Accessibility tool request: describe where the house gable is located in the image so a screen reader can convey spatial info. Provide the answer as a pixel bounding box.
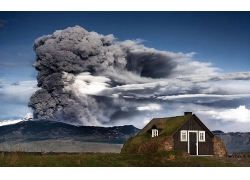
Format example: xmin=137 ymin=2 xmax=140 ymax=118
xmin=173 ymin=114 xmax=214 ymax=155
xmin=173 ymin=114 xmax=214 ymax=138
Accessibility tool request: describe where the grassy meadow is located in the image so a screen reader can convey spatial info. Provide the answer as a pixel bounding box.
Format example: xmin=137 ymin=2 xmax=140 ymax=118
xmin=0 ymin=150 xmax=239 ymax=167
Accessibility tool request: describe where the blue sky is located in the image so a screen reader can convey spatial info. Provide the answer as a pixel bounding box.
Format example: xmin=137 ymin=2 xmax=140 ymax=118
xmin=1 ymin=11 xmax=250 ymax=132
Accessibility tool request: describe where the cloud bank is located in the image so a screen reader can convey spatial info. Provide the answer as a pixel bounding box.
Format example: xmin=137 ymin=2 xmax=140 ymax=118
xmin=28 ymin=26 xmax=250 ymax=131
xmin=0 ymin=80 xmax=38 ymax=120
xmin=209 ymin=105 xmax=250 ymax=123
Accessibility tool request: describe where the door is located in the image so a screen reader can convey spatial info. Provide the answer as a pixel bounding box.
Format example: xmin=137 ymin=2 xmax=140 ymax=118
xmin=189 ymin=132 xmax=197 ymax=155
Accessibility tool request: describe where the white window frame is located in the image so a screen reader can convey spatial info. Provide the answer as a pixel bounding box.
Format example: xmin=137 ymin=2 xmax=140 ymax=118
xmin=199 ymin=131 xmax=205 ymax=142
xmin=152 ymin=129 xmax=158 ymax=137
xmin=180 ymin=130 xmax=187 ymax=141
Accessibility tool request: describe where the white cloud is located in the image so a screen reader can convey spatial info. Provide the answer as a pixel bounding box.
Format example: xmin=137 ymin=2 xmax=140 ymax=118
xmin=100 ymin=70 xmax=250 ymax=101
xmin=195 ymin=105 xmax=250 ymax=129
xmin=112 ymin=93 xmax=120 ymax=98
xmin=172 ymin=59 xmax=221 ymax=77
xmin=0 ymin=80 xmax=39 ymax=103
xmin=0 ymin=119 xmax=23 ymax=126
xmin=174 ymin=72 xmax=250 ymax=84
xmin=137 ymin=104 xmax=162 ymax=111
xmin=0 ymin=112 xmax=33 ymax=126
xmin=0 ymin=79 xmax=3 ymax=86
xmin=209 ymin=105 xmax=250 ymax=123
xmin=121 ymin=107 xmax=128 ymax=111
xmin=115 ymin=81 xmax=162 ymax=91
xmin=123 ymin=95 xmax=134 ymax=99
xmin=0 ymin=80 xmax=38 ymax=120
xmin=73 ymin=72 xmax=111 ymax=95
xmin=143 ymin=116 xmax=152 ymax=125
xmin=206 ymin=80 xmax=250 ymax=94
xmin=158 ymin=94 xmax=250 ymax=100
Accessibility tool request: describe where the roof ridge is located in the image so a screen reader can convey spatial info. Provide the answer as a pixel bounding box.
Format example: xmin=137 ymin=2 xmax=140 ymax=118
xmin=153 ymin=116 xmax=172 ymax=119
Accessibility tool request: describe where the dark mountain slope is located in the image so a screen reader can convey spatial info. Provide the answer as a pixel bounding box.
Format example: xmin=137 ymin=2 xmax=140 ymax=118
xmin=0 ymin=120 xmax=140 ymax=144
xmin=0 ymin=120 xmax=140 ymax=153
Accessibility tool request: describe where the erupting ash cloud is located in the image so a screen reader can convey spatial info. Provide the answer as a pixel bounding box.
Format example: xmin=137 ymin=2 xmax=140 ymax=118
xmin=28 ymin=26 xmax=192 ymax=125
xmin=28 ymin=26 xmax=250 ymax=127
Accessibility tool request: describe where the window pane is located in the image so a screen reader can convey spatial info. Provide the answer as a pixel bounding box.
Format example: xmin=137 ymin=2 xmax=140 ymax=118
xmin=182 ymin=133 xmax=186 ymax=140
xmin=181 ymin=131 xmax=187 ymax=141
xmin=199 ymin=131 xmax=205 ymax=141
xmin=152 ymin=129 xmax=158 ymax=137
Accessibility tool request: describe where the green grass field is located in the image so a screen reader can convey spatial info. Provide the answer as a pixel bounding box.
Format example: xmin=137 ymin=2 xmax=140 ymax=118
xmin=0 ymin=150 xmax=239 ymax=167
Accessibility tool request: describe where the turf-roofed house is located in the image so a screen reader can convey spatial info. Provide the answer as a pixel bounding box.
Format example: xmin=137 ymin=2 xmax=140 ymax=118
xmin=121 ymin=112 xmax=227 ymax=157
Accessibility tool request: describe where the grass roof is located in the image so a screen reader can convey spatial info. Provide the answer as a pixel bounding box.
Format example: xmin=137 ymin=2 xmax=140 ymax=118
xmin=138 ymin=114 xmax=193 ymax=137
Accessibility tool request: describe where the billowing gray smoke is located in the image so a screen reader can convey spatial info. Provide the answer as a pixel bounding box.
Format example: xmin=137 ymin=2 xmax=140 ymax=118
xmin=28 ymin=26 xmax=189 ymax=126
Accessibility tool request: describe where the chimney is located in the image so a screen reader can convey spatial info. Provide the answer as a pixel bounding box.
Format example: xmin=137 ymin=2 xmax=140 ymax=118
xmin=184 ymin=112 xmax=192 ymax=116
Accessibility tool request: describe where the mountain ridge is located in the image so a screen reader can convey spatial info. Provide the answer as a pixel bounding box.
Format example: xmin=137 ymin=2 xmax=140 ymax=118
xmin=0 ymin=119 xmax=140 ymax=143
xmin=0 ymin=119 xmax=140 ymax=152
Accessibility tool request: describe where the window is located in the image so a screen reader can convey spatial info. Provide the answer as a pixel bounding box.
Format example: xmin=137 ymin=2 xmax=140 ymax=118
xmin=199 ymin=131 xmax=205 ymax=142
xmin=180 ymin=130 xmax=187 ymax=141
xmin=152 ymin=129 xmax=158 ymax=137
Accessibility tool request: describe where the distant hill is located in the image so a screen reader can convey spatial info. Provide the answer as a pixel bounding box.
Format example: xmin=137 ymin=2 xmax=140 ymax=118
xmin=0 ymin=120 xmax=140 ymax=153
xmin=212 ymin=131 xmax=250 ymax=154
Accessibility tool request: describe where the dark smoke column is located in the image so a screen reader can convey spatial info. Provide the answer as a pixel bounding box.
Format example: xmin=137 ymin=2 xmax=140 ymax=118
xmin=28 ymin=25 xmax=181 ymax=126
xmin=28 ymin=26 xmax=121 ymax=125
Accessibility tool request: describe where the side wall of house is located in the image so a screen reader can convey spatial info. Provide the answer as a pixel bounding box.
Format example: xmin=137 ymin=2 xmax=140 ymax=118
xmin=213 ymin=136 xmax=228 ymax=157
xmin=173 ymin=116 xmax=214 ymax=155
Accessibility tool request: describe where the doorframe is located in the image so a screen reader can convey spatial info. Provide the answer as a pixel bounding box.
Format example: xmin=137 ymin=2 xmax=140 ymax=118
xmin=187 ymin=130 xmax=198 ymax=155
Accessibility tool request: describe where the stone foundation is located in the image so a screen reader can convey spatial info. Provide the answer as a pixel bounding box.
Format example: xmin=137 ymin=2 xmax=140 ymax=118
xmin=213 ymin=136 xmax=228 ymax=157
xmin=163 ymin=137 xmax=174 ymax=150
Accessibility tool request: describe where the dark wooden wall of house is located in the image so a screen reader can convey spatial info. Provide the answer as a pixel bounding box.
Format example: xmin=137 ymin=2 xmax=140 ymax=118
xmin=173 ymin=128 xmax=188 ymax=152
xmin=173 ymin=116 xmax=214 ymax=155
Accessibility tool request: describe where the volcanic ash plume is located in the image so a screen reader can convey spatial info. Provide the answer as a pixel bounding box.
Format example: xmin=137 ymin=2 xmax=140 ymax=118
xmin=28 ymin=26 xmax=190 ymax=126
